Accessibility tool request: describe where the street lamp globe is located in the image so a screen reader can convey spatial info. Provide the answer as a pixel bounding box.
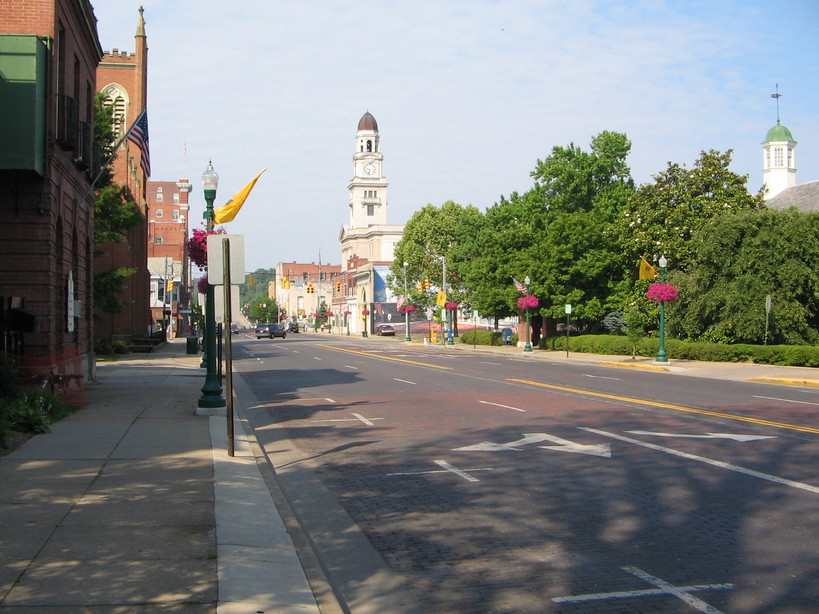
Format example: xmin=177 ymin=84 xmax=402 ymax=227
xmin=659 ymin=255 xmax=668 ymax=269
xmin=202 ymin=160 xmax=219 ymax=191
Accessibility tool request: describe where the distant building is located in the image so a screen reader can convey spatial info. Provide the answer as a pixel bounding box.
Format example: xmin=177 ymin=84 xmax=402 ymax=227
xmin=147 ymin=179 xmax=193 ymax=337
xmin=274 ymin=261 xmax=342 ymax=327
xmin=0 ymin=0 xmax=102 ymax=389
xmin=763 ymin=113 xmax=819 ymax=211
xmin=337 ymin=112 xmax=404 ymax=334
xmin=95 ymin=7 xmax=151 ymax=343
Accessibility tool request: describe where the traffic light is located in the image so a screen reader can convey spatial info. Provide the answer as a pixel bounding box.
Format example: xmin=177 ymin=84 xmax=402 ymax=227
xmin=247 ymin=273 xmax=255 ymax=286
xmin=166 ymin=279 xmax=173 ymax=293
xmin=335 ymin=281 xmax=341 ymax=292
xmin=307 ymin=283 xmax=314 ymax=294
xmin=424 ymin=278 xmax=431 ymax=290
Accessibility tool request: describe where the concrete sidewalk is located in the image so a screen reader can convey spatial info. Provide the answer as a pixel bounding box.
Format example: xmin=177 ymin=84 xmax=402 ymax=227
xmin=1 ymin=336 xmax=816 ymax=613
xmin=0 ymin=338 xmax=320 ymax=613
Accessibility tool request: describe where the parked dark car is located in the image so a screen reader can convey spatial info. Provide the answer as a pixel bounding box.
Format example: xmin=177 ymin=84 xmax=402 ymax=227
xmin=375 ymin=324 xmax=395 ymax=336
xmin=287 ymin=322 xmax=300 ymax=333
xmin=255 ymin=323 xmax=286 ymax=339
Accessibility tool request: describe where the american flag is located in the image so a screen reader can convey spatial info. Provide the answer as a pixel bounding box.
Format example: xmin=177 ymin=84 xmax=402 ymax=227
xmin=511 ymin=276 xmax=528 ymax=294
xmin=396 ymin=296 xmax=406 ymax=312
xmin=126 ymin=110 xmax=151 ymax=178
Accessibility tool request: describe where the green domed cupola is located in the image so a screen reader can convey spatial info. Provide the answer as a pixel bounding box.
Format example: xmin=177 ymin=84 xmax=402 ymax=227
xmin=765 ymin=122 xmax=796 ymax=143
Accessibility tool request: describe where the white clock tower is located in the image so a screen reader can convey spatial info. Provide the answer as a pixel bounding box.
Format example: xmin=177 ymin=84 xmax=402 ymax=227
xmin=348 ymin=111 xmax=389 ymax=228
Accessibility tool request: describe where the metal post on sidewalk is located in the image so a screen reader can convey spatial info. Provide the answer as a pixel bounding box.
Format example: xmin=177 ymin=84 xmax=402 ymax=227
xmin=223 ymin=239 xmax=234 ymax=457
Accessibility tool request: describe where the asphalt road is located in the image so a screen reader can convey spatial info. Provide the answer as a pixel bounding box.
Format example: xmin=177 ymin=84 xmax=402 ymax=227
xmin=231 ymin=334 xmax=819 ymax=614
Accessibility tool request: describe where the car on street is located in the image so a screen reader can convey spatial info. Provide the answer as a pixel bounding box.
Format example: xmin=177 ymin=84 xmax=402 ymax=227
xmin=255 ymin=323 xmax=287 ymax=339
xmin=375 ymin=324 xmax=395 ymax=336
xmin=287 ymin=322 xmax=300 ymax=333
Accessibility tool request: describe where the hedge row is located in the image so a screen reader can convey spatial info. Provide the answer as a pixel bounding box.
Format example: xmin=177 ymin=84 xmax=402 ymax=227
xmin=458 ymin=332 xmax=819 ymax=367
xmin=540 ymin=335 xmax=819 ymax=367
xmin=460 ymin=329 xmax=518 ymax=346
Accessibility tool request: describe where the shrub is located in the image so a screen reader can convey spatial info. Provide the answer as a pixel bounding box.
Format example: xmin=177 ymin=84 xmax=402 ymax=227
xmin=538 ymin=334 xmax=819 ymax=366
xmin=460 ymin=330 xmax=509 ymax=346
xmin=0 ymin=355 xmax=19 ymax=400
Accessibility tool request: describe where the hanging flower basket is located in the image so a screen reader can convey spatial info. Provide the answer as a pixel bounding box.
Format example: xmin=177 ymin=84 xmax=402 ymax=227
xmin=344 ymin=310 xmax=352 ymax=316
xmin=647 ymin=282 xmax=679 ymax=303
xmin=444 ymin=301 xmax=459 ymax=311
xmin=361 ymin=309 xmax=370 ymax=316
xmin=186 ymin=226 xmax=226 ymax=268
xmin=197 ymin=276 xmax=209 ymax=294
xmin=517 ymin=294 xmax=539 ymax=310
xmin=402 ymin=305 xmax=417 ymax=314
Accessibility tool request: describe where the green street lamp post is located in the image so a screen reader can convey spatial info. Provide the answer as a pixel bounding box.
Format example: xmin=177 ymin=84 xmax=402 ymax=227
xmin=403 ymin=262 xmax=411 ymax=342
xmin=656 ymin=255 xmax=668 ymax=363
xmin=523 ymin=276 xmax=532 ymax=352
xmin=198 ymin=161 xmax=225 ymax=409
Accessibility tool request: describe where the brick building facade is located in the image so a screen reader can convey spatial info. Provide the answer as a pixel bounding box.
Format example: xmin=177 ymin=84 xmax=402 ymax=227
xmin=0 ymin=0 xmax=102 ymax=388
xmin=94 ymin=7 xmax=151 ymax=343
xmin=147 ymin=179 xmax=192 ymax=337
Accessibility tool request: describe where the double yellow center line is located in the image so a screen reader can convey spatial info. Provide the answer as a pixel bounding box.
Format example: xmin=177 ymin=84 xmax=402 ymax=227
xmin=508 ymin=378 xmax=819 ymax=435
xmin=317 ymin=344 xmax=452 ymax=370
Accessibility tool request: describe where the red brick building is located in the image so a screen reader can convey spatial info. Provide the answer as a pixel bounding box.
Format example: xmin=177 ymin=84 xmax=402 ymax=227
xmin=146 ymin=179 xmax=192 ymax=337
xmin=94 ymin=7 xmax=151 ymax=343
xmin=0 ymin=0 xmax=102 ymax=388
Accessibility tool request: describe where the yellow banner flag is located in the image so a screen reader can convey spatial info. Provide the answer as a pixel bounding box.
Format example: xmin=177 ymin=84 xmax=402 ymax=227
xmin=639 ymin=257 xmax=658 ymax=280
xmin=213 ymin=169 xmax=266 ymax=225
xmin=436 ymin=289 xmax=447 ymax=307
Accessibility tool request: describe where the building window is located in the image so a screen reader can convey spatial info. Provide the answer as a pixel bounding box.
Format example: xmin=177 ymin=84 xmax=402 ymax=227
xmin=367 ymin=204 xmax=374 ymax=216
xmin=156 ymin=193 xmax=163 ymax=202
xmin=172 ymin=193 xmax=179 ymax=204
xmin=156 ymin=209 xmax=163 ymax=217
xmin=303 ymin=272 xmax=309 ymax=280
xmin=172 ymin=209 xmax=179 ymax=220
xmin=774 ymin=147 xmax=784 ymax=167
xmin=155 ymin=236 xmax=163 ymax=244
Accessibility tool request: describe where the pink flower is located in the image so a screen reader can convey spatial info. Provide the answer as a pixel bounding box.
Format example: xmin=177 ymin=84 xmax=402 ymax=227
xmin=444 ymin=301 xmax=459 ymax=311
xmin=647 ymin=282 xmax=679 ymax=303
xmin=186 ymin=226 xmax=226 ymax=268
xmin=516 ymin=294 xmax=539 ymax=310
xmin=402 ymin=305 xmax=417 ymax=314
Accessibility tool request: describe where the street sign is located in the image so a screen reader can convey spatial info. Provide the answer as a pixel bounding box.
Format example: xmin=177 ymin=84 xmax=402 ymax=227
xmin=565 ymin=304 xmax=572 ymax=314
xmin=206 ymin=235 xmax=245 ymax=284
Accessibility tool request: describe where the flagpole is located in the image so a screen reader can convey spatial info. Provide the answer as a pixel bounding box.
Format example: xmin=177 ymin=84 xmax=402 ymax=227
xmin=79 ymin=110 xmax=146 ymax=203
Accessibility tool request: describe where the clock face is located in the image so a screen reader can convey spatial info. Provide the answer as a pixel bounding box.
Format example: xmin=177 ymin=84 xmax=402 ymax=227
xmin=363 ymin=163 xmax=375 ymax=176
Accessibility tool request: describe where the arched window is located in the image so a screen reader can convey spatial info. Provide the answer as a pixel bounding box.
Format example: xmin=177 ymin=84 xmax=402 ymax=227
xmin=366 ymin=140 xmax=372 ymax=152
xmin=101 ymin=84 xmax=129 ymax=136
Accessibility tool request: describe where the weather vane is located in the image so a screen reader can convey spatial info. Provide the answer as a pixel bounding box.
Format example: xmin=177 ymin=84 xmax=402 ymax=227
xmin=771 ymin=84 xmax=782 ymax=125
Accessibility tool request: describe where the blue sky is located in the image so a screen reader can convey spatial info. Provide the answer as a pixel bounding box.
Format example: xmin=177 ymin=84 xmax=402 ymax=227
xmin=91 ymin=0 xmax=819 ymax=271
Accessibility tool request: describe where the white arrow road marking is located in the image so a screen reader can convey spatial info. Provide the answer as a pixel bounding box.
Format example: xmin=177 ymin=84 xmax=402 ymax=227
xmin=554 ymin=566 xmax=733 ymax=613
xmin=584 ymin=428 xmax=819 ymax=495
xmin=454 ymin=432 xmax=611 ymax=457
xmin=627 ymin=430 xmax=776 ymax=442
xmin=537 ymin=434 xmax=612 ymax=457
xmin=478 ymin=400 xmax=527 ymax=412
xmin=386 ymin=460 xmax=494 ymax=482
xmin=453 ymin=432 xmax=555 ymax=452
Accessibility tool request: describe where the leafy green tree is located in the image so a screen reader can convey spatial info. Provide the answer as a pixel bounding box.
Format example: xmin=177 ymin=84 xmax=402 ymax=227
xmin=668 ymin=208 xmax=819 ymax=344
xmin=93 ymin=95 xmax=144 ymax=331
xmin=514 ymin=132 xmax=634 ymax=331
xmin=240 ymin=268 xmax=276 ymax=307
xmin=617 ymin=149 xmax=765 ymax=272
xmin=392 ymin=201 xmax=483 ymax=310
